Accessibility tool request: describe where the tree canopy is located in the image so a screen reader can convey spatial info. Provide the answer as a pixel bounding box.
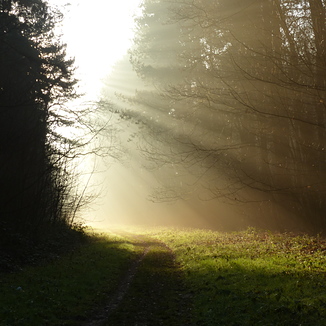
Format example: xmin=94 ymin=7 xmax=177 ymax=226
xmin=103 ymin=0 xmax=326 ymax=231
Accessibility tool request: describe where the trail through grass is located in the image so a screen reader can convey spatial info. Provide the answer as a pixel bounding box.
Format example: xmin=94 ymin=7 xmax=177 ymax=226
xmin=105 ymin=232 xmax=192 ymax=325
xmin=1 ymin=226 xmax=326 ymax=325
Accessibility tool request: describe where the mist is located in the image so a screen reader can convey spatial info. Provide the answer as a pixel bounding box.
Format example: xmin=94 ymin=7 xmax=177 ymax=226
xmin=76 ymin=0 xmax=326 ymax=234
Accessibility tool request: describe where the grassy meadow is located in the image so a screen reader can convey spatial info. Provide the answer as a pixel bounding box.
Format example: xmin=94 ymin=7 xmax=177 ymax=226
xmin=142 ymin=227 xmax=326 ymax=325
xmin=1 ymin=227 xmax=326 ymax=325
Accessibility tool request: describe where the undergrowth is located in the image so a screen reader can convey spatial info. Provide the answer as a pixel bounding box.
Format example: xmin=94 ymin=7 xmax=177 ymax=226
xmin=0 ymin=222 xmax=89 ymax=272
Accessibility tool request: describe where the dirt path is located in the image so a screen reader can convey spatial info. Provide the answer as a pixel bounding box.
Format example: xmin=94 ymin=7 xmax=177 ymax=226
xmin=84 ymin=230 xmax=193 ymax=326
xmin=84 ymin=231 xmax=152 ymax=326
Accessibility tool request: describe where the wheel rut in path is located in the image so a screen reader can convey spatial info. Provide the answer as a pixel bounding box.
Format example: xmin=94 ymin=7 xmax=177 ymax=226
xmin=84 ymin=230 xmax=193 ymax=326
xmin=84 ymin=231 xmax=152 ymax=326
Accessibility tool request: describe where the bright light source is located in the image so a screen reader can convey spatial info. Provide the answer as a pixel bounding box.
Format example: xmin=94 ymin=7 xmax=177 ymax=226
xmin=49 ymin=0 xmax=142 ymax=99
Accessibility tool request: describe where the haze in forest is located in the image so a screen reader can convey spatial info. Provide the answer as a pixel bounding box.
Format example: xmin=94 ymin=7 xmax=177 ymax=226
xmin=57 ymin=0 xmax=326 ymax=233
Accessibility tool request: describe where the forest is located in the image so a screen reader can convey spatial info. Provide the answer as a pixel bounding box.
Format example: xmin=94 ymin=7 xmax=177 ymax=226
xmin=103 ymin=0 xmax=326 ymax=232
xmin=1 ymin=0 xmax=326 ymax=324
xmin=0 ymin=0 xmax=89 ymax=264
xmin=1 ymin=0 xmax=325 ymax=257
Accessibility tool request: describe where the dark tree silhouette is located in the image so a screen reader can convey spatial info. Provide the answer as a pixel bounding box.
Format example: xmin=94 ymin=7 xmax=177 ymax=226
xmin=0 ymin=0 xmax=78 ymax=247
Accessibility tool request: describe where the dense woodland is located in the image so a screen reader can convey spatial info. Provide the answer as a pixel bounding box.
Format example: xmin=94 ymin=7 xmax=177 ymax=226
xmin=1 ymin=0 xmax=325 ymax=254
xmin=103 ymin=0 xmax=326 ymax=232
xmin=0 ymin=0 xmax=82 ymax=254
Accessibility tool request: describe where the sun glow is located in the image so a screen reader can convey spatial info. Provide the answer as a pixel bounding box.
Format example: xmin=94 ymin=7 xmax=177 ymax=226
xmin=49 ymin=0 xmax=142 ymax=99
xmin=44 ymin=0 xmax=243 ymax=230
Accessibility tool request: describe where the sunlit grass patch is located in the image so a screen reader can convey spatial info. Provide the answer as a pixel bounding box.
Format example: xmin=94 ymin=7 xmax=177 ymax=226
xmin=143 ymin=227 xmax=326 ymax=326
xmin=0 ymin=232 xmax=135 ymax=326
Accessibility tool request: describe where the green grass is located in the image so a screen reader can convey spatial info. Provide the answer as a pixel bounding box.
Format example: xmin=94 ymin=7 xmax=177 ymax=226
xmin=0 ymin=232 xmax=135 ymax=326
xmin=137 ymin=227 xmax=326 ymax=326
xmin=2 ymin=226 xmax=326 ymax=326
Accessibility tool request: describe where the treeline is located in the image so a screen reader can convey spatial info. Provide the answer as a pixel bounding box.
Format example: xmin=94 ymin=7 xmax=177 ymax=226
xmin=0 ymin=0 xmax=82 ymax=250
xmin=103 ymin=0 xmax=326 ymax=231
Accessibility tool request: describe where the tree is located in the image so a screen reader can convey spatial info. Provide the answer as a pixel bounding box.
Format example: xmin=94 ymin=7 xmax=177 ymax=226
xmin=0 ymin=0 xmax=78 ymax=246
xmin=112 ymin=0 xmax=326 ymax=231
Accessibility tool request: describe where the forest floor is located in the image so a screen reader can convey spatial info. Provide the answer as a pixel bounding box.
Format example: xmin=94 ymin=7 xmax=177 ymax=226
xmin=1 ymin=226 xmax=326 ymax=325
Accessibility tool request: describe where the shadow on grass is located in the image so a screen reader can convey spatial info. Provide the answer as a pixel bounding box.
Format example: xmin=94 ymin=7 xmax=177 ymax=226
xmin=90 ymin=233 xmax=326 ymax=326
xmin=0 ymin=234 xmax=135 ymax=326
xmin=106 ymin=241 xmax=194 ymax=326
xmin=3 ymin=231 xmax=325 ymax=326
xmin=187 ymin=263 xmax=326 ymax=326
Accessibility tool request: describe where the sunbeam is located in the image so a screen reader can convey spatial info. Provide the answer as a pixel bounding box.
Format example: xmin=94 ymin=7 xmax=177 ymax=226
xmin=48 ymin=0 xmax=326 ymax=233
